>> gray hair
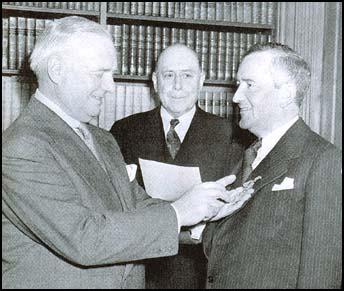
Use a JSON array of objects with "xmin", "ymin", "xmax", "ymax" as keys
[
  {"xmin": 244, "ymin": 42, "xmax": 311, "ymax": 106},
  {"xmin": 30, "ymin": 16, "xmax": 112, "ymax": 78}
]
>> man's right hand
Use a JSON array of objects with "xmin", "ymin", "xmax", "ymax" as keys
[{"xmin": 171, "ymin": 175, "xmax": 236, "ymax": 226}]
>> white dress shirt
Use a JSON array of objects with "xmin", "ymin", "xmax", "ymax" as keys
[
  {"xmin": 252, "ymin": 116, "xmax": 299, "ymax": 170},
  {"xmin": 160, "ymin": 105, "xmax": 196, "ymax": 143}
]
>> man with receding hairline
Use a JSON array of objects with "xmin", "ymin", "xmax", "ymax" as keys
[
  {"xmin": 2, "ymin": 17, "xmax": 251, "ymax": 289},
  {"xmin": 111, "ymin": 44, "xmax": 243, "ymax": 289},
  {"xmin": 203, "ymin": 42, "xmax": 342, "ymax": 289}
]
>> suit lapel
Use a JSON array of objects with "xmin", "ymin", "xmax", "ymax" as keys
[
  {"xmin": 241, "ymin": 120, "xmax": 305, "ymax": 193},
  {"xmin": 27, "ymin": 99, "xmax": 123, "ymax": 210}
]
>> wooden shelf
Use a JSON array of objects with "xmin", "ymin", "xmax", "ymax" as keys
[
  {"xmin": 106, "ymin": 13, "xmax": 274, "ymax": 32},
  {"xmin": 3, "ymin": 70, "xmax": 236, "ymax": 87}
]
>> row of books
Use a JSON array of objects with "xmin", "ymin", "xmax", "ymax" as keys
[
  {"xmin": 2, "ymin": 15, "xmax": 272, "ymax": 82},
  {"xmin": 108, "ymin": 23, "xmax": 271, "ymax": 80},
  {"xmin": 2, "ymin": 76, "xmax": 237, "ymax": 132},
  {"xmin": 3, "ymin": 17, "xmax": 49, "ymax": 70},
  {"xmin": 107, "ymin": 2, "xmax": 275, "ymax": 24},
  {"xmin": 3, "ymin": 2, "xmax": 100, "ymax": 11}
]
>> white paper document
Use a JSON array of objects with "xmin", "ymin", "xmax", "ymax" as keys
[
  {"xmin": 139, "ymin": 158, "xmax": 202, "ymax": 201},
  {"xmin": 139, "ymin": 158, "xmax": 206, "ymax": 239}
]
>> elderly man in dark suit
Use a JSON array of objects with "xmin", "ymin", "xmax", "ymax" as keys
[
  {"xmin": 2, "ymin": 16, "xmax": 249, "ymax": 289},
  {"xmin": 111, "ymin": 44, "xmax": 243, "ymax": 289},
  {"xmin": 203, "ymin": 42, "xmax": 342, "ymax": 289}
]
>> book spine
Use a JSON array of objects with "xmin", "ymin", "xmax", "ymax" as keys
[
  {"xmin": 168, "ymin": 2, "xmax": 175, "ymax": 18},
  {"xmin": 215, "ymin": 2, "xmax": 224, "ymax": 21},
  {"xmin": 123, "ymin": 2, "xmax": 130, "ymax": 14},
  {"xmin": 193, "ymin": 2, "xmax": 200, "ymax": 19},
  {"xmin": 129, "ymin": 25, "xmax": 138, "ymax": 76},
  {"xmin": 179, "ymin": 2, "xmax": 185, "ymax": 19},
  {"xmin": 195, "ymin": 30, "xmax": 202, "ymax": 63},
  {"xmin": 137, "ymin": 25, "xmax": 145, "ymax": 76},
  {"xmin": 201, "ymin": 31, "xmax": 209, "ymax": 79},
  {"xmin": 216, "ymin": 32, "xmax": 226, "ymax": 80},
  {"xmin": 161, "ymin": 27, "xmax": 169, "ymax": 51},
  {"xmin": 121, "ymin": 24, "xmax": 129, "ymax": 75},
  {"xmin": 107, "ymin": 2, "xmax": 115, "ymax": 13},
  {"xmin": 261, "ymin": 2, "xmax": 268, "ymax": 24},
  {"xmin": 130, "ymin": 2, "xmax": 138, "ymax": 15},
  {"xmin": 252, "ymin": 2, "xmax": 261, "ymax": 24},
  {"xmin": 200, "ymin": 2, "xmax": 207, "ymax": 20},
  {"xmin": 141, "ymin": 85, "xmax": 153, "ymax": 112},
  {"xmin": 207, "ymin": 2, "xmax": 215, "ymax": 21},
  {"xmin": 152, "ymin": 2, "xmax": 159, "ymax": 17},
  {"xmin": 115, "ymin": 2, "xmax": 123, "ymax": 14},
  {"xmin": 124, "ymin": 85, "xmax": 134, "ymax": 117},
  {"xmin": 208, "ymin": 31, "xmax": 217, "ymax": 80},
  {"xmin": 178, "ymin": 28, "xmax": 186, "ymax": 45},
  {"xmin": 239, "ymin": 32, "xmax": 247, "ymax": 64},
  {"xmin": 224, "ymin": 2, "xmax": 231, "ymax": 21},
  {"xmin": 230, "ymin": 2, "xmax": 237, "ymax": 22},
  {"xmin": 236, "ymin": 2, "xmax": 244, "ymax": 23},
  {"xmin": 9, "ymin": 16, "xmax": 17, "ymax": 70},
  {"xmin": 243, "ymin": 2, "xmax": 253, "ymax": 23},
  {"xmin": 153, "ymin": 26, "xmax": 161, "ymax": 70},
  {"xmin": 26, "ymin": 18, "xmax": 35, "ymax": 62},
  {"xmin": 170, "ymin": 27, "xmax": 178, "ymax": 45},
  {"xmin": 17, "ymin": 17, "xmax": 26, "ymax": 70},
  {"xmin": 186, "ymin": 28, "xmax": 194, "ymax": 50},
  {"xmin": 145, "ymin": 26, "xmax": 153, "ymax": 76},
  {"xmin": 2, "ymin": 18, "xmax": 8, "ymax": 70},
  {"xmin": 268, "ymin": 2, "xmax": 274, "ymax": 25},
  {"xmin": 144, "ymin": 2, "xmax": 152, "ymax": 16},
  {"xmin": 232, "ymin": 32, "xmax": 240, "ymax": 81},
  {"xmin": 224, "ymin": 32, "xmax": 233, "ymax": 81},
  {"xmin": 113, "ymin": 25, "xmax": 122, "ymax": 74},
  {"xmin": 160, "ymin": 2, "xmax": 167, "ymax": 17},
  {"xmin": 137, "ymin": 2, "xmax": 144, "ymax": 15},
  {"xmin": 185, "ymin": 2, "xmax": 193, "ymax": 19},
  {"xmin": 173, "ymin": 2, "xmax": 179, "ymax": 18}
]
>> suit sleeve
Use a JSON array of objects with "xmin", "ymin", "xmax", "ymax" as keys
[
  {"xmin": 2, "ymin": 134, "xmax": 179, "ymax": 267},
  {"xmin": 297, "ymin": 146, "xmax": 342, "ymax": 288}
]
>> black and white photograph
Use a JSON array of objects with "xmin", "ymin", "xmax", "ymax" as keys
[{"xmin": 2, "ymin": 2, "xmax": 342, "ymax": 289}]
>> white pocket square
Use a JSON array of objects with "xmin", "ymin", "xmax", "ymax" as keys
[
  {"xmin": 272, "ymin": 177, "xmax": 294, "ymax": 191},
  {"xmin": 126, "ymin": 164, "xmax": 137, "ymax": 182}
]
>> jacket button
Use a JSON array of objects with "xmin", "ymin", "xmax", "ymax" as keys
[{"xmin": 208, "ymin": 276, "xmax": 214, "ymax": 283}]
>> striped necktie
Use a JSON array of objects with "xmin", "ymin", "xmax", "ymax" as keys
[
  {"xmin": 75, "ymin": 124, "xmax": 101, "ymax": 162},
  {"xmin": 242, "ymin": 138, "xmax": 262, "ymax": 182},
  {"xmin": 166, "ymin": 118, "xmax": 181, "ymax": 159}
]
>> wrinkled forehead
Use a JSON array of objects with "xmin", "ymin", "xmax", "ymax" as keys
[{"xmin": 157, "ymin": 47, "xmax": 201, "ymax": 72}]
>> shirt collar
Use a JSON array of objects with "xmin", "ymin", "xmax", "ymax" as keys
[
  {"xmin": 261, "ymin": 116, "xmax": 299, "ymax": 149},
  {"xmin": 34, "ymin": 89, "xmax": 81, "ymax": 130},
  {"xmin": 160, "ymin": 105, "xmax": 196, "ymax": 131}
]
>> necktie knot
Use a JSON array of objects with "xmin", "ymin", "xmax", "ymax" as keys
[{"xmin": 170, "ymin": 119, "xmax": 180, "ymax": 129}]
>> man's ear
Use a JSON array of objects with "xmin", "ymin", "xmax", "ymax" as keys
[
  {"xmin": 47, "ymin": 55, "xmax": 62, "ymax": 84},
  {"xmin": 279, "ymin": 82, "xmax": 297, "ymax": 108},
  {"xmin": 152, "ymin": 72, "xmax": 158, "ymax": 92}
]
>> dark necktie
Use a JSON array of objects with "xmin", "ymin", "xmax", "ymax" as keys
[
  {"xmin": 242, "ymin": 138, "xmax": 262, "ymax": 182},
  {"xmin": 166, "ymin": 119, "xmax": 181, "ymax": 159}
]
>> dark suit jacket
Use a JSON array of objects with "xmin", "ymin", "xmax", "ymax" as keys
[
  {"xmin": 2, "ymin": 98, "xmax": 180, "ymax": 289},
  {"xmin": 203, "ymin": 119, "xmax": 342, "ymax": 288},
  {"xmin": 111, "ymin": 106, "xmax": 242, "ymax": 289}
]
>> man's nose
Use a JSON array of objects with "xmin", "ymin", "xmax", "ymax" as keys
[
  {"xmin": 174, "ymin": 75, "xmax": 182, "ymax": 90},
  {"xmin": 232, "ymin": 85, "xmax": 244, "ymax": 103}
]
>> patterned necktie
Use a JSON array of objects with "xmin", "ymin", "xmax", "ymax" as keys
[
  {"xmin": 75, "ymin": 124, "xmax": 101, "ymax": 162},
  {"xmin": 166, "ymin": 119, "xmax": 181, "ymax": 159},
  {"xmin": 242, "ymin": 138, "xmax": 262, "ymax": 182}
]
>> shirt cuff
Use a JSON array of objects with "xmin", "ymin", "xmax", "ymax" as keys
[{"xmin": 170, "ymin": 203, "xmax": 181, "ymax": 234}]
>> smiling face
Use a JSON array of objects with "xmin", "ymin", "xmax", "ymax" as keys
[
  {"xmin": 233, "ymin": 51, "xmax": 288, "ymax": 137},
  {"xmin": 56, "ymin": 33, "xmax": 116, "ymax": 123},
  {"xmin": 152, "ymin": 46, "xmax": 205, "ymax": 118}
]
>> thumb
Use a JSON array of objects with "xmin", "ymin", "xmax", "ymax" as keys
[{"xmin": 216, "ymin": 175, "xmax": 236, "ymax": 187}]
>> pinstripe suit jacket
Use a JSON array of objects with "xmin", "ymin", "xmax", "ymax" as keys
[
  {"xmin": 203, "ymin": 119, "xmax": 342, "ymax": 288},
  {"xmin": 2, "ymin": 98, "xmax": 179, "ymax": 289}
]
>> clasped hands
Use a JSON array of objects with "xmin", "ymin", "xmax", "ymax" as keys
[{"xmin": 172, "ymin": 175, "xmax": 255, "ymax": 227}]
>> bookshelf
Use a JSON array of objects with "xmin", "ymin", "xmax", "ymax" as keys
[{"xmin": 2, "ymin": 2, "xmax": 277, "ymax": 131}]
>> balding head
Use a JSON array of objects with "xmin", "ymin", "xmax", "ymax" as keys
[
  {"xmin": 152, "ymin": 44, "xmax": 205, "ymax": 118},
  {"xmin": 155, "ymin": 44, "xmax": 201, "ymax": 73}
]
